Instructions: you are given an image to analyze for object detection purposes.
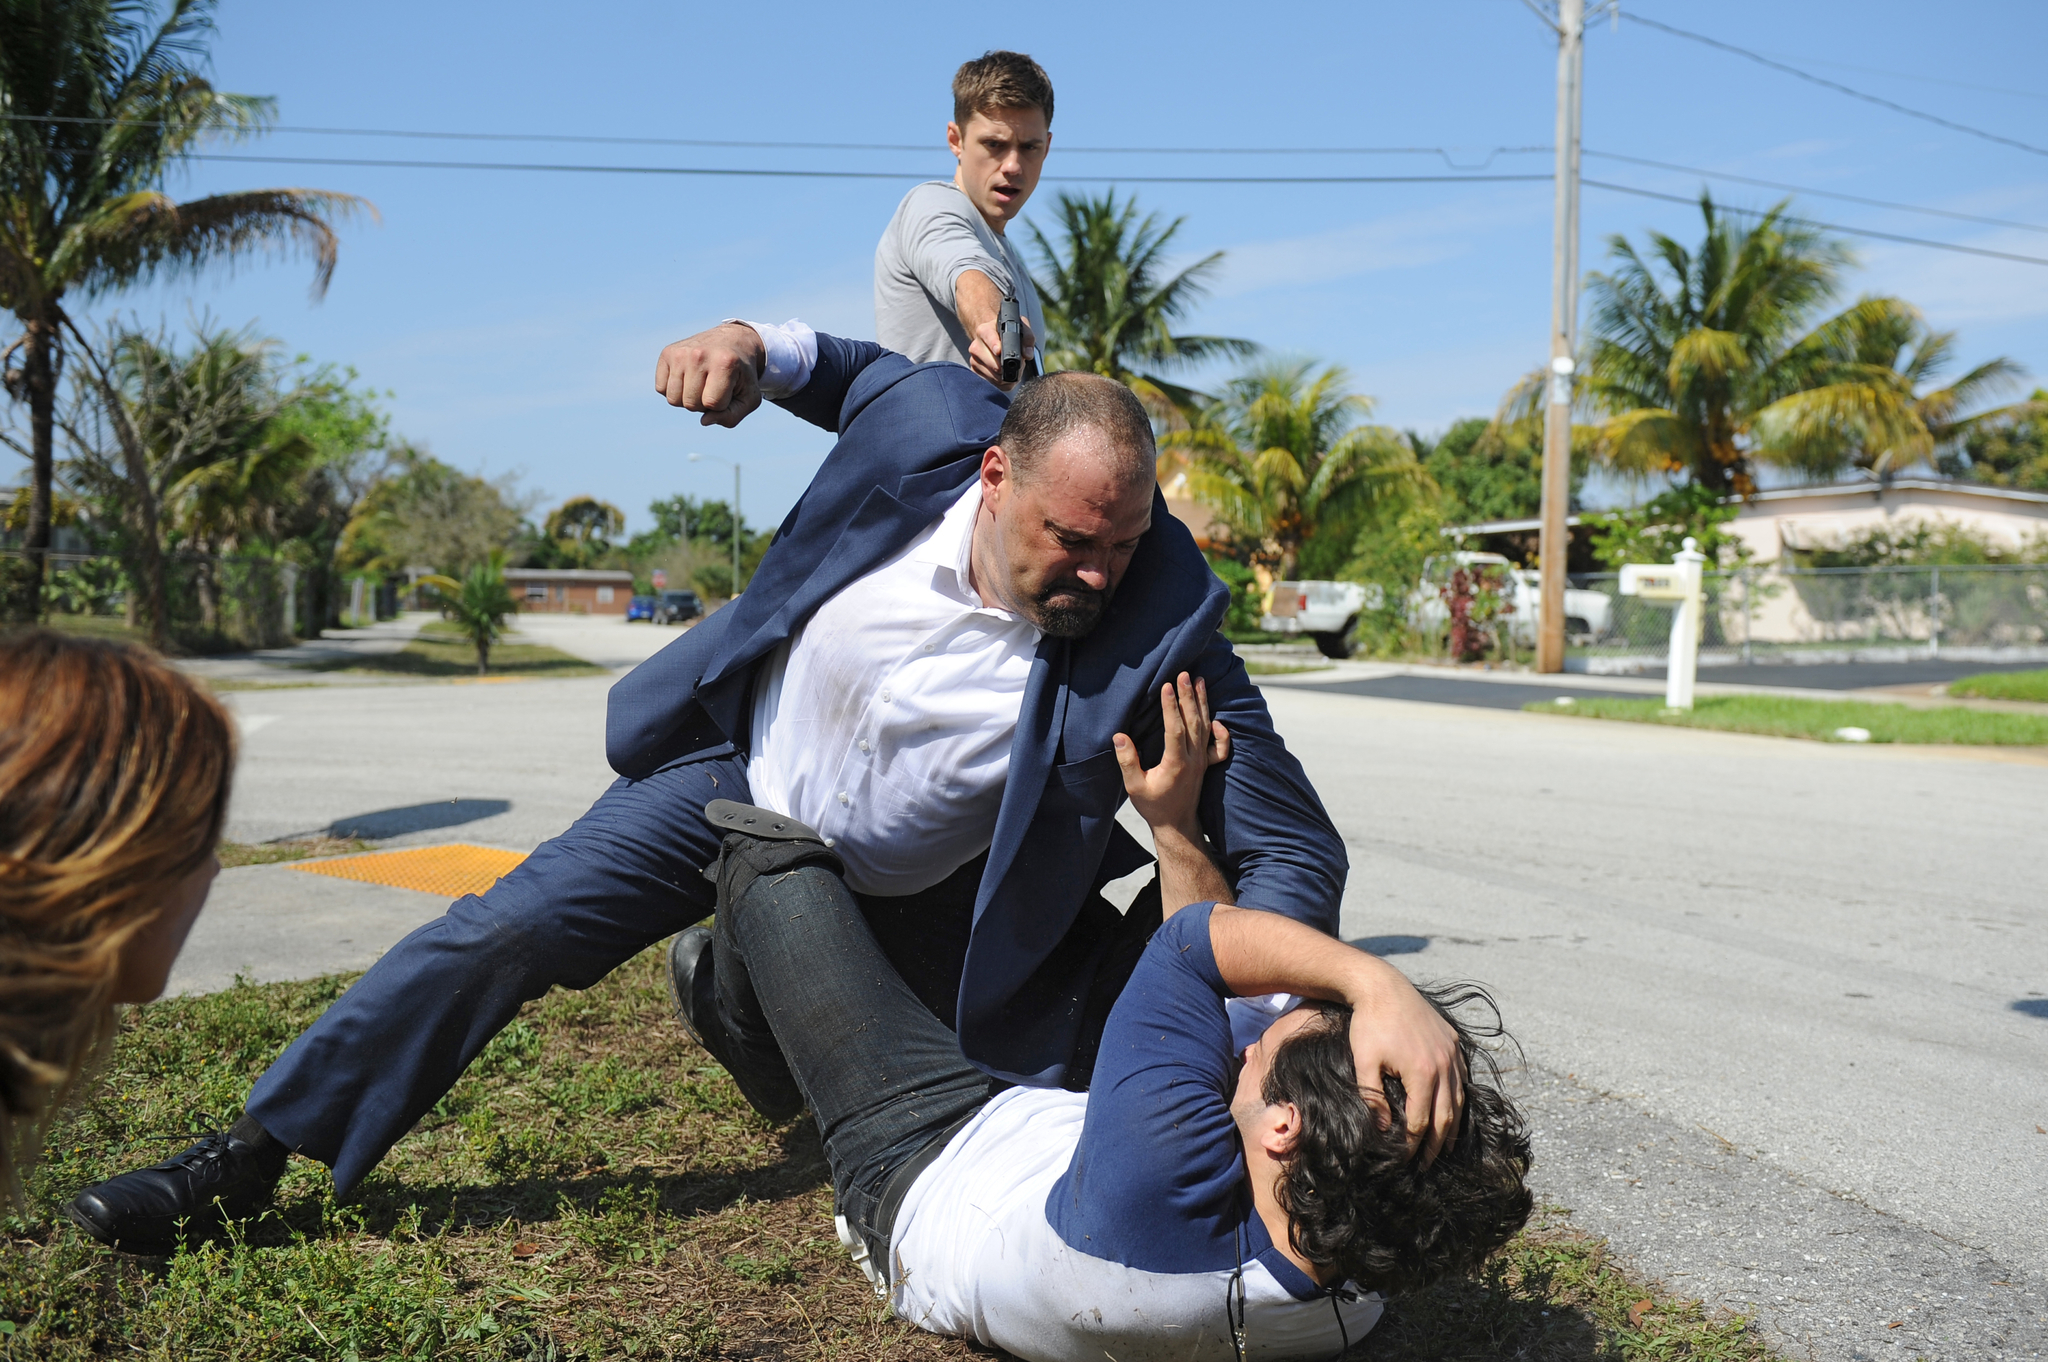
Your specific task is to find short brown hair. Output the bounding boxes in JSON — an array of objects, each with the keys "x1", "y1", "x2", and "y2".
[
  {"x1": 0, "y1": 631, "x2": 235, "y2": 1204},
  {"x1": 997, "y1": 373, "x2": 1153, "y2": 486},
  {"x1": 952, "y1": 50, "x2": 1054, "y2": 128}
]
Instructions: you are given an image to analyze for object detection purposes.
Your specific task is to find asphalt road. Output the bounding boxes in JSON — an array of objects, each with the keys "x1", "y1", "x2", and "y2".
[
  {"x1": 181, "y1": 623, "x2": 2047, "y2": 1358},
  {"x1": 1258, "y1": 682, "x2": 2048, "y2": 1358}
]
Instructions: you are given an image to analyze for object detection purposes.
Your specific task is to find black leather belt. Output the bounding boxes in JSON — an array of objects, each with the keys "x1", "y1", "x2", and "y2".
[{"x1": 872, "y1": 1108, "x2": 982, "y2": 1246}]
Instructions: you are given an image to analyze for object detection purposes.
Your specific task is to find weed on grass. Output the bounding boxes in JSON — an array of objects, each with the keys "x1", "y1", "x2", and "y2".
[
  {"x1": 217, "y1": 837, "x2": 375, "y2": 868},
  {"x1": 2, "y1": 951, "x2": 1784, "y2": 1361},
  {"x1": 1530, "y1": 692, "x2": 2048, "y2": 745},
  {"x1": 1948, "y1": 667, "x2": 2048, "y2": 703}
]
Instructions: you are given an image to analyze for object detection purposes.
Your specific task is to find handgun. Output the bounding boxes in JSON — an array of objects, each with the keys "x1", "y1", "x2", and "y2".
[{"x1": 999, "y1": 294, "x2": 1023, "y2": 384}]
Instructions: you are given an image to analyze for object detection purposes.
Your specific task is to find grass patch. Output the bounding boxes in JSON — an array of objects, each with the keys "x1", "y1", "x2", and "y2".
[
  {"x1": 217, "y1": 837, "x2": 375, "y2": 869},
  {"x1": 1245, "y1": 660, "x2": 1336, "y2": 676},
  {"x1": 1948, "y1": 668, "x2": 2048, "y2": 703},
  {"x1": 1529, "y1": 693, "x2": 2048, "y2": 745},
  {"x1": 3, "y1": 614, "x2": 141, "y2": 643},
  {"x1": 203, "y1": 675, "x2": 327, "y2": 692},
  {"x1": 2, "y1": 952, "x2": 1780, "y2": 1361},
  {"x1": 297, "y1": 619, "x2": 603, "y2": 681}
]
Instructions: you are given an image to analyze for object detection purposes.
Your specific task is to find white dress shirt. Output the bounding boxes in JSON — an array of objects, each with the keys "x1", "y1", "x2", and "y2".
[{"x1": 746, "y1": 481, "x2": 1042, "y2": 897}]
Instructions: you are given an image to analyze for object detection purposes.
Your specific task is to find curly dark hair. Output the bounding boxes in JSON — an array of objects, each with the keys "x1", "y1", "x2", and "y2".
[{"x1": 1259, "y1": 986, "x2": 1533, "y2": 1294}]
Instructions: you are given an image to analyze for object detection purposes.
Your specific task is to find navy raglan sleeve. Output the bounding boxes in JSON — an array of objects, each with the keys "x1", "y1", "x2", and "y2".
[
  {"x1": 1044, "y1": 903, "x2": 1247, "y2": 1273},
  {"x1": 770, "y1": 333, "x2": 892, "y2": 433},
  {"x1": 1194, "y1": 627, "x2": 1346, "y2": 935}
]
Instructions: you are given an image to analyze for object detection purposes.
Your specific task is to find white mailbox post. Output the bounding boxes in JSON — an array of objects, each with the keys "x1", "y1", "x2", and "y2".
[{"x1": 1619, "y1": 537, "x2": 1708, "y2": 710}]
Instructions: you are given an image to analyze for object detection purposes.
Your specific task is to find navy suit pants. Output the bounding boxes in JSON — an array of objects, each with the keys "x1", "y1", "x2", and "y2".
[
  {"x1": 247, "y1": 756, "x2": 752, "y2": 1195},
  {"x1": 247, "y1": 752, "x2": 1160, "y2": 1198}
]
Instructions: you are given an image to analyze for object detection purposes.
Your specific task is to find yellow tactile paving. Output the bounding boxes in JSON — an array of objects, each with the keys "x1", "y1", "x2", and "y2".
[{"x1": 289, "y1": 843, "x2": 528, "y2": 899}]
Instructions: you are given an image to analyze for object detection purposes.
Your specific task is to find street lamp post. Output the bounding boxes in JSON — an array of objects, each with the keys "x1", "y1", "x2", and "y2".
[{"x1": 688, "y1": 452, "x2": 743, "y2": 600}]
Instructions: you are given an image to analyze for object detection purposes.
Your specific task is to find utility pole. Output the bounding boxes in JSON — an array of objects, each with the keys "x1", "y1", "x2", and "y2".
[
  {"x1": 1536, "y1": 0, "x2": 1585, "y2": 673},
  {"x1": 688, "y1": 452, "x2": 745, "y2": 599}
]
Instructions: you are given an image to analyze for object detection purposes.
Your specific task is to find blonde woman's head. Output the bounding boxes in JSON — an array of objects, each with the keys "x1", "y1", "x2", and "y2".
[{"x1": 0, "y1": 630, "x2": 235, "y2": 1205}]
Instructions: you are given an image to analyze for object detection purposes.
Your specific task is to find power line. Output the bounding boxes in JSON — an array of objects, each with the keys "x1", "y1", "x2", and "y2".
[
  {"x1": 12, "y1": 110, "x2": 2047, "y2": 233},
  {"x1": 1584, "y1": 150, "x2": 2048, "y2": 236},
  {"x1": 1760, "y1": 53, "x2": 2048, "y2": 105},
  {"x1": 1582, "y1": 179, "x2": 2048, "y2": 267},
  {"x1": 0, "y1": 112, "x2": 1552, "y2": 166},
  {"x1": 1620, "y1": 13, "x2": 2048, "y2": 159},
  {"x1": 184, "y1": 152, "x2": 2048, "y2": 266},
  {"x1": 187, "y1": 152, "x2": 1552, "y2": 186}
]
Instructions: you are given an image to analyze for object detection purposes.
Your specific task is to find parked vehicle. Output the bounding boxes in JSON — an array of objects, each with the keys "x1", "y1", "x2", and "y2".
[
  {"x1": 1261, "y1": 580, "x2": 1381, "y2": 659},
  {"x1": 654, "y1": 589, "x2": 703, "y2": 625},
  {"x1": 1258, "y1": 554, "x2": 1615, "y2": 659},
  {"x1": 625, "y1": 594, "x2": 658, "y2": 622},
  {"x1": 1409, "y1": 552, "x2": 1613, "y2": 645}
]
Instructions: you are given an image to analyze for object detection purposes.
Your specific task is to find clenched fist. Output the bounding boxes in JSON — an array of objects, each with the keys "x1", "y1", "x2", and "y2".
[{"x1": 654, "y1": 322, "x2": 766, "y2": 428}]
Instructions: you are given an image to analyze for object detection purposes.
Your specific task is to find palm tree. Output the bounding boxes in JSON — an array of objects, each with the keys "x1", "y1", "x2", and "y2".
[
  {"x1": 58, "y1": 321, "x2": 309, "y2": 644},
  {"x1": 1566, "y1": 195, "x2": 1851, "y2": 495},
  {"x1": 1024, "y1": 190, "x2": 1256, "y2": 422},
  {"x1": 0, "y1": 0, "x2": 365, "y2": 612},
  {"x1": 1165, "y1": 360, "x2": 1431, "y2": 583},
  {"x1": 420, "y1": 550, "x2": 518, "y2": 676},
  {"x1": 1750, "y1": 298, "x2": 2024, "y2": 479},
  {"x1": 1499, "y1": 196, "x2": 2024, "y2": 500}
]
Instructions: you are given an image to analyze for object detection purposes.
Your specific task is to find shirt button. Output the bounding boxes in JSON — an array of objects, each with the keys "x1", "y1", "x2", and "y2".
[
  {"x1": 858, "y1": 739, "x2": 871, "y2": 752},
  {"x1": 837, "y1": 791, "x2": 849, "y2": 805},
  {"x1": 823, "y1": 837, "x2": 835, "y2": 848},
  {"x1": 923, "y1": 643, "x2": 935, "y2": 653},
  {"x1": 880, "y1": 689, "x2": 893, "y2": 703}
]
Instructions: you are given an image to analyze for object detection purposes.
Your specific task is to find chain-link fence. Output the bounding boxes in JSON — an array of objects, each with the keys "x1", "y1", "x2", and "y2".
[
  {"x1": 1566, "y1": 564, "x2": 2048, "y2": 671},
  {"x1": 2, "y1": 550, "x2": 302, "y2": 650}
]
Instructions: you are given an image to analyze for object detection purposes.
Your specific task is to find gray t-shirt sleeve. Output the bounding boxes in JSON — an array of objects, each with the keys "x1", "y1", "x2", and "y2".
[
  {"x1": 901, "y1": 181, "x2": 1016, "y2": 300},
  {"x1": 875, "y1": 181, "x2": 1045, "y2": 369}
]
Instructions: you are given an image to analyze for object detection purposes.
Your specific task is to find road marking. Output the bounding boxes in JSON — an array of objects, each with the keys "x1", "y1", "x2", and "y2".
[{"x1": 290, "y1": 843, "x2": 527, "y2": 898}]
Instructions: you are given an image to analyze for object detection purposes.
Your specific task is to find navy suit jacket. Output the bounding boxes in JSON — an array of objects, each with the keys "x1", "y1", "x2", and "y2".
[{"x1": 608, "y1": 335, "x2": 1347, "y2": 1084}]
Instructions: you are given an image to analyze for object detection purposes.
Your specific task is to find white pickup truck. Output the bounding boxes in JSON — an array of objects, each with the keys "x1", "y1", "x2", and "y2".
[
  {"x1": 1409, "y1": 552, "x2": 1613, "y2": 647},
  {"x1": 1260, "y1": 580, "x2": 1382, "y2": 658},
  {"x1": 1260, "y1": 553, "x2": 1612, "y2": 658}
]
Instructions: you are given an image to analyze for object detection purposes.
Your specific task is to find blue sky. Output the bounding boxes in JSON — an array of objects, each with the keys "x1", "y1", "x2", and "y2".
[{"x1": 38, "y1": 0, "x2": 2048, "y2": 531}]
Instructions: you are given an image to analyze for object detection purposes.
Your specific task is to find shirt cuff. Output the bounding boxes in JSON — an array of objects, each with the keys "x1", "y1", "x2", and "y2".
[{"x1": 726, "y1": 318, "x2": 816, "y2": 399}]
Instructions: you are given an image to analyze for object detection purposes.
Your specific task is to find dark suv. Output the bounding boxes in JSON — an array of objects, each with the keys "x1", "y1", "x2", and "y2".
[{"x1": 654, "y1": 589, "x2": 702, "y2": 625}]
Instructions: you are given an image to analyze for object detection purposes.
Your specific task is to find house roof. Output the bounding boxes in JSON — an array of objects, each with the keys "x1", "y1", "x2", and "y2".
[
  {"x1": 1441, "y1": 479, "x2": 2048, "y2": 539},
  {"x1": 503, "y1": 568, "x2": 636, "y2": 582},
  {"x1": 1441, "y1": 514, "x2": 1583, "y2": 536},
  {"x1": 1738, "y1": 477, "x2": 2048, "y2": 509}
]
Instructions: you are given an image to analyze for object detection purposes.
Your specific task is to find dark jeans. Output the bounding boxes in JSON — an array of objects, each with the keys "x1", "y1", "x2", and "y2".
[{"x1": 716, "y1": 850, "x2": 995, "y2": 1262}]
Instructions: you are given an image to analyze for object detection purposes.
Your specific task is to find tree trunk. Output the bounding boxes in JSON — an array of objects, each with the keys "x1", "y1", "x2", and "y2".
[
  {"x1": 194, "y1": 553, "x2": 219, "y2": 633},
  {"x1": 61, "y1": 319, "x2": 170, "y2": 650},
  {"x1": 476, "y1": 637, "x2": 489, "y2": 676},
  {"x1": 19, "y1": 317, "x2": 57, "y2": 617}
]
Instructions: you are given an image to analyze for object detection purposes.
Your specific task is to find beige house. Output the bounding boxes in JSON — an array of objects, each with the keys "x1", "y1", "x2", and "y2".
[
  {"x1": 1729, "y1": 478, "x2": 2048, "y2": 559},
  {"x1": 504, "y1": 568, "x2": 635, "y2": 614}
]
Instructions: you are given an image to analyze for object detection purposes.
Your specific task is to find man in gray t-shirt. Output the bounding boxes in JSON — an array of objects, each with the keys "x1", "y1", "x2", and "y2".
[{"x1": 875, "y1": 51, "x2": 1052, "y2": 390}]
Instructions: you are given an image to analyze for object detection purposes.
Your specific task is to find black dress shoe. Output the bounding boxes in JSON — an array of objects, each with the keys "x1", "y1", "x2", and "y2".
[
  {"x1": 666, "y1": 927, "x2": 806, "y2": 1122},
  {"x1": 68, "y1": 1125, "x2": 288, "y2": 1255}
]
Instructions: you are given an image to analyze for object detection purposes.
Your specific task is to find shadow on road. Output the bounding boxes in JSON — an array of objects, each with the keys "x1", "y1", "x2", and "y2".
[
  {"x1": 1354, "y1": 934, "x2": 1431, "y2": 956},
  {"x1": 328, "y1": 798, "x2": 512, "y2": 839},
  {"x1": 2012, "y1": 999, "x2": 2048, "y2": 1019}
]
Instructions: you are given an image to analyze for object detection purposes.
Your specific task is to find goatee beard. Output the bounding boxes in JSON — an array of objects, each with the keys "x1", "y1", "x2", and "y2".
[{"x1": 1032, "y1": 581, "x2": 1108, "y2": 638}]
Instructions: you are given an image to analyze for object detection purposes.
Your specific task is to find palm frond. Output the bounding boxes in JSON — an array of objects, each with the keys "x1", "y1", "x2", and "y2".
[{"x1": 58, "y1": 188, "x2": 369, "y2": 300}]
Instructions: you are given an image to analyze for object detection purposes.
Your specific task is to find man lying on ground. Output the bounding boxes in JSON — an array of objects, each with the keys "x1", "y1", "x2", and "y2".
[{"x1": 698, "y1": 674, "x2": 1534, "y2": 1361}]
